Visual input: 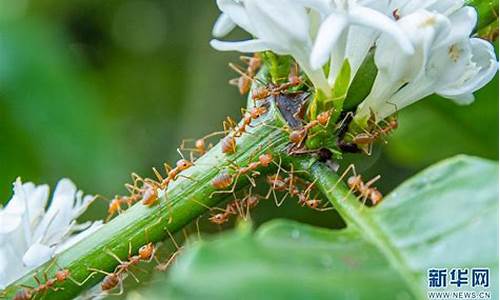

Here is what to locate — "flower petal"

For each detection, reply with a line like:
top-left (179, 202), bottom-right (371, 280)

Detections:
top-left (246, 0), bottom-right (310, 47)
top-left (310, 12), bottom-right (348, 70)
top-left (435, 6), bottom-right (476, 48)
top-left (22, 242), bottom-right (54, 267)
top-left (350, 4), bottom-right (414, 54)
top-left (55, 221), bottom-right (103, 254)
top-left (437, 38), bottom-right (498, 101)
top-left (0, 213), bottom-right (22, 234)
top-left (210, 39), bottom-right (273, 53)
top-left (216, 0), bottom-right (254, 34)
top-left (212, 13), bottom-right (236, 38)
top-left (33, 178), bottom-right (77, 244)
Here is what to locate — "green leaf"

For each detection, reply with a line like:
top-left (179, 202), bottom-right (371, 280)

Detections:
top-left (150, 220), bottom-right (411, 300)
top-left (150, 155), bottom-right (498, 299)
top-left (343, 50), bottom-right (376, 110)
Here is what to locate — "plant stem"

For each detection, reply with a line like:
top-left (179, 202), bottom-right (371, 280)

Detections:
top-left (1, 102), bottom-right (289, 299)
top-left (291, 158), bottom-right (424, 299)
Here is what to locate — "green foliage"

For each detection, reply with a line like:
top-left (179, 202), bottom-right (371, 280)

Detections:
top-left (343, 51), bottom-right (376, 111)
top-left (149, 155), bottom-right (498, 300)
top-left (261, 52), bottom-right (293, 84)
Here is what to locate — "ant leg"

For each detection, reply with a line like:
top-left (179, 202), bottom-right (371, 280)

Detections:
top-left (152, 168), bottom-right (164, 183)
top-left (177, 174), bottom-right (198, 182)
top-left (328, 164), bottom-right (356, 194)
top-left (127, 270), bottom-right (140, 283)
top-left (19, 284), bottom-right (34, 290)
top-left (87, 268), bottom-right (113, 277)
top-left (364, 175), bottom-right (381, 189)
top-left (66, 272), bottom-right (97, 287)
top-left (228, 62), bottom-right (252, 80)
top-left (33, 274), bottom-right (42, 287)
top-left (315, 206), bottom-right (334, 212)
top-left (276, 192), bottom-right (289, 207)
top-left (105, 249), bottom-right (124, 264)
top-left (195, 217), bottom-right (202, 241)
top-left (303, 180), bottom-right (316, 197)
top-left (130, 173), bottom-right (145, 188)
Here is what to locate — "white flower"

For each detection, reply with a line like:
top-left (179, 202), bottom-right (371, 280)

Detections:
top-left (0, 178), bottom-right (102, 288)
top-left (309, 0), bottom-right (414, 85)
top-left (210, 0), bottom-right (332, 94)
top-left (355, 6), bottom-right (499, 122)
top-left (211, 0), bottom-right (414, 96)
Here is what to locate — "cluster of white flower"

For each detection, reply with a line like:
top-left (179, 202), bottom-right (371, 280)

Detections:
top-left (211, 0), bottom-right (498, 122)
top-left (0, 178), bottom-right (102, 288)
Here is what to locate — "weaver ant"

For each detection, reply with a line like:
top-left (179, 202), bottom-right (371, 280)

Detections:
top-left (210, 152), bottom-right (273, 197)
top-left (180, 130), bottom-right (227, 160)
top-left (251, 63), bottom-right (305, 102)
top-left (297, 181), bottom-right (333, 212)
top-left (209, 189), bottom-right (263, 225)
top-left (333, 164), bottom-right (383, 206)
top-left (13, 260), bottom-right (94, 300)
top-left (88, 241), bottom-right (156, 296)
top-left (220, 106), bottom-right (268, 155)
top-left (228, 54), bottom-right (262, 95)
top-left (350, 112), bottom-right (398, 155)
top-left (106, 194), bottom-right (140, 222)
top-left (289, 110), bottom-right (333, 148)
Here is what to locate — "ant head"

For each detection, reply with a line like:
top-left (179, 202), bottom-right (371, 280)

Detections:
top-left (138, 243), bottom-right (154, 260)
top-left (306, 200), bottom-right (320, 209)
top-left (289, 130), bottom-right (304, 144)
top-left (209, 213), bottom-right (226, 224)
top-left (370, 189), bottom-right (383, 205)
top-left (108, 199), bottom-right (121, 213)
top-left (347, 176), bottom-right (360, 187)
top-left (195, 139), bottom-right (205, 149)
top-left (55, 269), bottom-right (70, 282)
top-left (258, 153), bottom-right (273, 167)
top-left (176, 159), bottom-right (193, 170)
top-left (250, 106), bottom-right (267, 118)
top-left (317, 111), bottom-right (331, 126)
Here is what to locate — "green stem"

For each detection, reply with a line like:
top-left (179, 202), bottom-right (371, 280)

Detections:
top-left (291, 158), bottom-right (425, 300)
top-left (1, 103), bottom-right (289, 299)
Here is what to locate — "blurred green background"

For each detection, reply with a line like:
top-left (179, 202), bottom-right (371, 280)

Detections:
top-left (0, 0), bottom-right (498, 226)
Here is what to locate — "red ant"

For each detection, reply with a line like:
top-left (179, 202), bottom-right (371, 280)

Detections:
top-left (207, 190), bottom-right (263, 225)
top-left (289, 110), bottom-right (332, 147)
top-left (252, 64), bottom-right (303, 101)
top-left (106, 194), bottom-right (140, 222)
top-left (220, 106), bottom-right (268, 155)
top-left (332, 164), bottom-right (383, 206)
top-left (210, 152), bottom-right (273, 197)
top-left (228, 54), bottom-right (261, 95)
top-left (89, 241), bottom-right (156, 296)
top-left (13, 260), bottom-right (94, 300)
top-left (351, 115), bottom-right (398, 155)
top-left (180, 130), bottom-right (227, 160)
top-left (154, 157), bottom-right (194, 191)
top-left (297, 181), bottom-right (333, 211)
